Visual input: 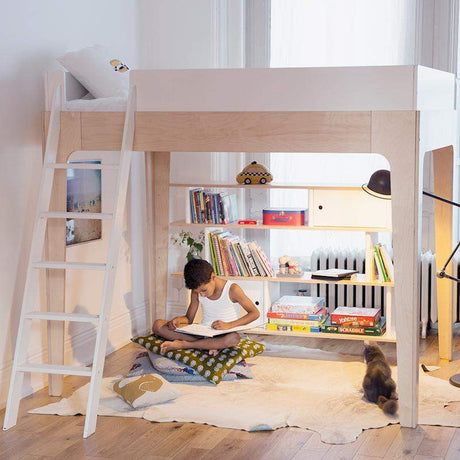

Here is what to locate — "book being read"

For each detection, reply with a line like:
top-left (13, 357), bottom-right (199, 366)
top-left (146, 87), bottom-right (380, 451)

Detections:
top-left (175, 323), bottom-right (256, 338)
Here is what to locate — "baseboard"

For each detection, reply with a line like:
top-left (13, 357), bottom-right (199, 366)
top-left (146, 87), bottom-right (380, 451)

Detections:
top-left (0, 303), bottom-right (147, 410)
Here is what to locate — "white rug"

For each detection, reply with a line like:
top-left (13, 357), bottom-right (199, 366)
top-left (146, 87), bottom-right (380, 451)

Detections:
top-left (30, 344), bottom-right (460, 444)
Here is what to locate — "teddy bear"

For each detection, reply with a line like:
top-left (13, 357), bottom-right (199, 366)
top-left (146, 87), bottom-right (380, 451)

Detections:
top-left (278, 255), bottom-right (303, 276)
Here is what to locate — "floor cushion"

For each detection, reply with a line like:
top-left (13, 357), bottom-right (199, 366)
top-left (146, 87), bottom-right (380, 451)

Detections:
top-left (112, 373), bottom-right (179, 409)
top-left (132, 335), bottom-right (264, 384)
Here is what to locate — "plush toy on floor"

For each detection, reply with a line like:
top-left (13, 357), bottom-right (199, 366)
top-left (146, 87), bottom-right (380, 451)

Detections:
top-left (362, 344), bottom-right (398, 415)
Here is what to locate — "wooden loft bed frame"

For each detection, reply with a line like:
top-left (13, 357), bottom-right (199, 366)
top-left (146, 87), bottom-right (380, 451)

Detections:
top-left (44, 65), bottom-right (457, 429)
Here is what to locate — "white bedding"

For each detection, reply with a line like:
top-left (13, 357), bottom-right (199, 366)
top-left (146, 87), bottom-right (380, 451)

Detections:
top-left (64, 96), bottom-right (127, 112)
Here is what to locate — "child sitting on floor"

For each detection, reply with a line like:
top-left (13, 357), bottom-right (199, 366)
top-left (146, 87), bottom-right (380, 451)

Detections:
top-left (152, 259), bottom-right (260, 354)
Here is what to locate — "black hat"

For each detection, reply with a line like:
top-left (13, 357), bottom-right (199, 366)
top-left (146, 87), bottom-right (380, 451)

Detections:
top-left (362, 169), bottom-right (391, 200)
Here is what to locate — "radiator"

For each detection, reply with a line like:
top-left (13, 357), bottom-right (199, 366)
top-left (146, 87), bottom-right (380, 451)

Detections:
top-left (310, 249), bottom-right (459, 339)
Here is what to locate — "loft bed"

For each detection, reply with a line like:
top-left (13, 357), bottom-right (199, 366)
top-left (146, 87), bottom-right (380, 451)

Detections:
top-left (41, 65), bottom-right (456, 431)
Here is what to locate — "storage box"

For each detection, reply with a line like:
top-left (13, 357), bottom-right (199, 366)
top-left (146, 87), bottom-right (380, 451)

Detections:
top-left (262, 208), bottom-right (307, 226)
top-left (330, 306), bottom-right (381, 327)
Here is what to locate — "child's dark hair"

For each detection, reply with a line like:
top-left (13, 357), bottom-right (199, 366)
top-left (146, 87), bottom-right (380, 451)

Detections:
top-left (184, 258), bottom-right (214, 289)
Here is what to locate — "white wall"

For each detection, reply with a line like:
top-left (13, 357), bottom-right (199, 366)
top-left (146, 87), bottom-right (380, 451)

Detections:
top-left (139, 0), bottom-right (246, 318)
top-left (0, 0), bottom-right (141, 407)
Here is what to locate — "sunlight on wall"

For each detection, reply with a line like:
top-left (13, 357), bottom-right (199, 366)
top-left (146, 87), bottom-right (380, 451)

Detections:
top-left (269, 0), bottom-right (415, 261)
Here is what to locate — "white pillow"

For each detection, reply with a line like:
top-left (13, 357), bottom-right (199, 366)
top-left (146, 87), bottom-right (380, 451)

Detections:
top-left (112, 373), bottom-right (179, 409)
top-left (58, 45), bottom-right (128, 98)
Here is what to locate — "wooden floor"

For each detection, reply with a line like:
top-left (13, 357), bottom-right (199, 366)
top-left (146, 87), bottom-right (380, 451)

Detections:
top-left (3, 332), bottom-right (460, 460)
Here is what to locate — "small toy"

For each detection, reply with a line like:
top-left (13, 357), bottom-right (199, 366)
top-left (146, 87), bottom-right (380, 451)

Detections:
top-left (110, 59), bottom-right (129, 72)
top-left (278, 255), bottom-right (303, 276)
top-left (237, 219), bottom-right (258, 225)
top-left (236, 161), bottom-right (273, 185)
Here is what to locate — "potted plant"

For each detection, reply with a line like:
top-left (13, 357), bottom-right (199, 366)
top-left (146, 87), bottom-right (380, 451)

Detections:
top-left (171, 230), bottom-right (205, 262)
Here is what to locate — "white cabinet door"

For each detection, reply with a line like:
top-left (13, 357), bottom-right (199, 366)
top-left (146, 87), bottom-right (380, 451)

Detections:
top-left (309, 189), bottom-right (391, 228)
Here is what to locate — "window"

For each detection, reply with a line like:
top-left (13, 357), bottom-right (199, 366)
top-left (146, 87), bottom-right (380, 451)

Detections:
top-left (268, 0), bottom-right (414, 261)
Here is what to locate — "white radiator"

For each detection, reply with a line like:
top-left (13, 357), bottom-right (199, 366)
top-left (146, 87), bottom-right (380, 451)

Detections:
top-left (310, 249), bottom-right (459, 339)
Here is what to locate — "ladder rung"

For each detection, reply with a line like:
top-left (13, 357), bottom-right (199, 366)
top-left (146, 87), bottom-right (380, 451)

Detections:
top-left (45, 163), bottom-right (119, 170)
top-left (17, 363), bottom-right (92, 377)
top-left (33, 262), bottom-right (107, 270)
top-left (25, 312), bottom-right (99, 323)
top-left (40, 212), bottom-right (113, 220)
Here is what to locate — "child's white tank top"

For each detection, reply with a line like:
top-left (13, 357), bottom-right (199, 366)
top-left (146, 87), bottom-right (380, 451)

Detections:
top-left (200, 281), bottom-right (240, 326)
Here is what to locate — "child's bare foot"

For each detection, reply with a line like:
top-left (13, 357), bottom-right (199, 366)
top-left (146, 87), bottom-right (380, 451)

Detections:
top-left (208, 349), bottom-right (218, 356)
top-left (160, 340), bottom-right (186, 353)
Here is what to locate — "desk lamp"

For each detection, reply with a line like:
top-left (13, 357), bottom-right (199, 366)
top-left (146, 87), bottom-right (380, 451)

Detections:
top-left (363, 169), bottom-right (460, 386)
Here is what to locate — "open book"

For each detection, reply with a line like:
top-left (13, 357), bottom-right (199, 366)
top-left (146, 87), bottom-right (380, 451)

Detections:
top-left (175, 323), bottom-right (256, 338)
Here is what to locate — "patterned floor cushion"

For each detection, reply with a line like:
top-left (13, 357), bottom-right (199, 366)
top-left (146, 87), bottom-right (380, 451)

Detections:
top-left (126, 351), bottom-right (155, 377)
top-left (148, 354), bottom-right (253, 382)
top-left (132, 335), bottom-right (264, 384)
top-left (112, 373), bottom-right (180, 409)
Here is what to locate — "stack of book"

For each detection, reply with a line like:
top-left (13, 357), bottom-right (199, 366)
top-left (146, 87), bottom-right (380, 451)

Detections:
top-left (266, 296), bottom-right (327, 333)
top-left (208, 230), bottom-right (274, 277)
top-left (189, 188), bottom-right (237, 224)
top-left (322, 306), bottom-right (385, 336)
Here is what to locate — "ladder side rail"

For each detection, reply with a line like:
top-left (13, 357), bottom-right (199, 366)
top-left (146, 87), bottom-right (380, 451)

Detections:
top-left (3, 87), bottom-right (62, 431)
top-left (83, 86), bottom-right (137, 438)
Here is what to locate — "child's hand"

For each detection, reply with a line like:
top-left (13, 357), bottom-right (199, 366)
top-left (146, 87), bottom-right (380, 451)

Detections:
top-left (166, 317), bottom-right (183, 331)
top-left (211, 320), bottom-right (230, 330)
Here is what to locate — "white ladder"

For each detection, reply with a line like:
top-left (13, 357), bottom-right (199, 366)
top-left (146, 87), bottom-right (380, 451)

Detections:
top-left (2, 85), bottom-right (136, 438)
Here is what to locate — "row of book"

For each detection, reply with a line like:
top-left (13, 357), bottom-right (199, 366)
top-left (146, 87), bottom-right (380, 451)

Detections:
top-left (369, 243), bottom-right (394, 283)
top-left (208, 230), bottom-right (275, 277)
top-left (189, 188), bottom-right (238, 224)
top-left (266, 297), bottom-right (385, 336)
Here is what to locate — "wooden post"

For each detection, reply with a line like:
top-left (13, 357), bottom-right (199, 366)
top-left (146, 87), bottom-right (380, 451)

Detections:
top-left (145, 152), bottom-right (170, 323)
top-left (46, 112), bottom-right (81, 396)
top-left (433, 145), bottom-right (455, 362)
top-left (371, 111), bottom-right (420, 428)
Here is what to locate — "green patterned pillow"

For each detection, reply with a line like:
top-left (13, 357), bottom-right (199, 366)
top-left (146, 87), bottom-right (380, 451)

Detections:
top-left (131, 335), bottom-right (265, 384)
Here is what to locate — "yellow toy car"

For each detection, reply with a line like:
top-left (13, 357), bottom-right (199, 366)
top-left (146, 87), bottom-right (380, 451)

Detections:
top-left (236, 161), bottom-right (273, 185)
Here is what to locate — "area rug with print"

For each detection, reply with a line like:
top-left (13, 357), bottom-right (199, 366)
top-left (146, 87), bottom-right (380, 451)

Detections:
top-left (29, 343), bottom-right (460, 444)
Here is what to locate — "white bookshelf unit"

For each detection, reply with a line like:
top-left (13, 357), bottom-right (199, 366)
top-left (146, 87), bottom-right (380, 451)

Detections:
top-left (170, 182), bottom-right (395, 342)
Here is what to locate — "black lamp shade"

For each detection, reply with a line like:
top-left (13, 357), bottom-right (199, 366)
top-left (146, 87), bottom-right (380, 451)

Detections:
top-left (362, 169), bottom-right (391, 200)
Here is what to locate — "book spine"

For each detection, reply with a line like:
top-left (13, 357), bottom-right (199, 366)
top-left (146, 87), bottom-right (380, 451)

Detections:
top-left (208, 232), bottom-right (218, 273)
top-left (235, 242), bottom-right (251, 277)
top-left (252, 242), bottom-right (274, 277)
top-left (330, 315), bottom-right (380, 327)
top-left (241, 243), bottom-right (259, 276)
top-left (266, 323), bottom-right (322, 333)
top-left (365, 233), bottom-right (377, 281)
top-left (323, 323), bottom-right (385, 336)
top-left (212, 233), bottom-right (224, 275)
top-left (248, 243), bottom-right (265, 276)
top-left (268, 318), bottom-right (326, 327)
top-left (379, 244), bottom-right (394, 282)
top-left (217, 193), bottom-right (225, 224)
top-left (267, 309), bottom-right (327, 321)
top-left (374, 245), bottom-right (388, 282)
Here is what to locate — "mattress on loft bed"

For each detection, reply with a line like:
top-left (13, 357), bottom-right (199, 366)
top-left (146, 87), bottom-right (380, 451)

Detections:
top-left (63, 95), bottom-right (127, 112)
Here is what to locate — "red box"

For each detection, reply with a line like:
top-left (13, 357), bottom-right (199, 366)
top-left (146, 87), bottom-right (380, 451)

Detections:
top-left (262, 208), bottom-right (307, 226)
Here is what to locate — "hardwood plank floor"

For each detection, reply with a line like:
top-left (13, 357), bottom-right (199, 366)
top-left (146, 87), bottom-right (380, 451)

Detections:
top-left (2, 332), bottom-right (460, 460)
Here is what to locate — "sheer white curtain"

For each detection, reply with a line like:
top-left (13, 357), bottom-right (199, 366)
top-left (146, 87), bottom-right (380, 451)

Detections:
top-left (269, 0), bottom-right (416, 263)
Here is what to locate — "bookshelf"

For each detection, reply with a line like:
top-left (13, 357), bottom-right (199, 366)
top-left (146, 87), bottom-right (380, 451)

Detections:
top-left (170, 220), bottom-right (391, 233)
top-left (170, 182), bottom-right (395, 342)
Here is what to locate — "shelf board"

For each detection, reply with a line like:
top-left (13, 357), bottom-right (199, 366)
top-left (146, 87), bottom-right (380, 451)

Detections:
top-left (170, 183), bottom-right (363, 191)
top-left (170, 221), bottom-right (391, 233)
top-left (171, 272), bottom-right (394, 287)
top-left (245, 327), bottom-right (396, 343)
